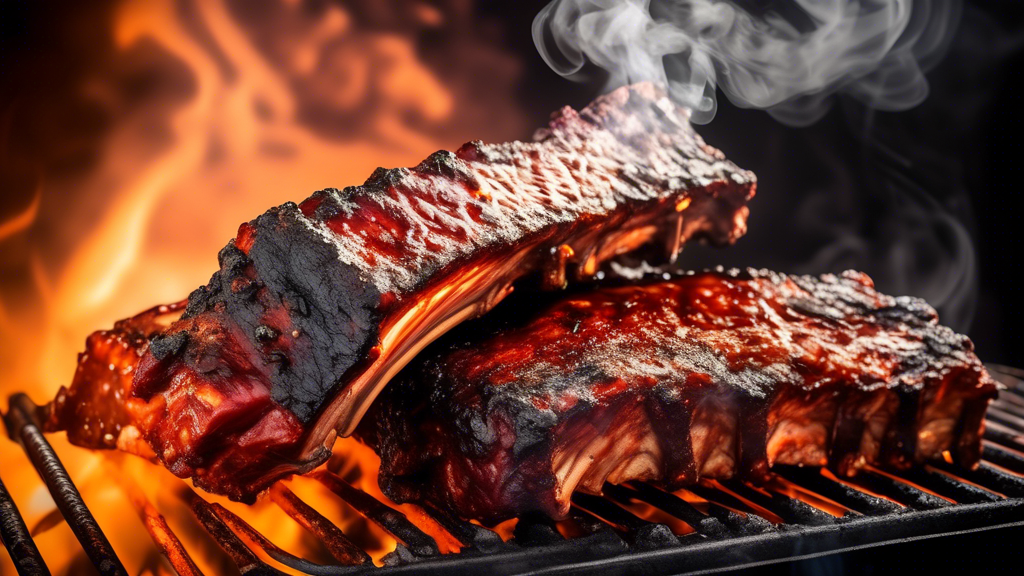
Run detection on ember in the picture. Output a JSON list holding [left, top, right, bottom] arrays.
[[0, 0, 530, 570]]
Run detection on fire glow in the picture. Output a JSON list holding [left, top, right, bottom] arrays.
[[3, 2, 1016, 575], [0, 0, 523, 572]]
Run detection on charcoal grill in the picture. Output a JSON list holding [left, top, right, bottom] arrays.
[[4, 364, 1024, 576]]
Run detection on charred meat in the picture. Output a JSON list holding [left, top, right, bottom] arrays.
[[45, 83, 755, 502], [357, 269, 996, 522]]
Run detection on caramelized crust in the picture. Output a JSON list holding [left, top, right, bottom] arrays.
[[357, 269, 997, 522], [46, 83, 755, 502], [47, 303, 184, 454]]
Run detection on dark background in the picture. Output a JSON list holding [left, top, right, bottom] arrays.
[[488, 0, 1024, 366], [2, 0, 1022, 364]]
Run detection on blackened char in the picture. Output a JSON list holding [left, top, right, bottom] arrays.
[[48, 83, 756, 502], [357, 269, 997, 522], [173, 206, 385, 423]]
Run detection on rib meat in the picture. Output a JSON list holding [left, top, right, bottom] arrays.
[[44, 83, 755, 502], [357, 269, 997, 522]]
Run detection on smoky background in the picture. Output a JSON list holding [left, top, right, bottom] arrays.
[[508, 0, 1024, 364], [2, 0, 1022, 369]]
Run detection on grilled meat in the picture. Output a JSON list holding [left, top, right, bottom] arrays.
[[48, 302, 185, 457], [45, 83, 755, 502], [357, 269, 996, 522]]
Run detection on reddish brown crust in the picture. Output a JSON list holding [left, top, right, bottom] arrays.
[[45, 302, 185, 454], [358, 269, 997, 522], [48, 83, 756, 502]]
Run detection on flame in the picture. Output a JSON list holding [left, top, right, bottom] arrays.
[[765, 475, 849, 518], [483, 518, 519, 542], [611, 494, 694, 536], [863, 464, 954, 503], [0, 0, 523, 573], [700, 479, 783, 524], [670, 487, 711, 514], [819, 467, 903, 507], [0, 186, 40, 242], [325, 437, 463, 557]]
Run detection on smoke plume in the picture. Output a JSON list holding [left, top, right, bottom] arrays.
[[533, 0, 961, 124]]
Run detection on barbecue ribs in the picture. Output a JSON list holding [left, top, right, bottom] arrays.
[[357, 269, 997, 522], [44, 83, 755, 502]]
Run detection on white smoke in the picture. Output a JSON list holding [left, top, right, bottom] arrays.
[[533, 0, 961, 125]]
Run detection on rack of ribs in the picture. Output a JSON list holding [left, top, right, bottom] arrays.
[[43, 83, 756, 502], [356, 269, 996, 522]]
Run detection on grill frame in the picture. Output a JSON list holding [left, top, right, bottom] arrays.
[[3, 364, 1024, 576], [373, 501, 1024, 576]]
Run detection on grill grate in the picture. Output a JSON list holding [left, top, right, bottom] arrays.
[[3, 364, 1024, 576]]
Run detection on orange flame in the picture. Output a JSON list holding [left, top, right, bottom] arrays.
[[612, 495, 695, 536], [0, 186, 40, 243], [0, 0, 524, 573], [765, 476, 849, 518]]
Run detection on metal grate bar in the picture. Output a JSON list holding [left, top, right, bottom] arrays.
[[4, 387, 1024, 575], [987, 364, 1024, 389], [3, 394, 127, 576], [932, 460, 1024, 498], [987, 406, 1024, 433], [684, 482, 753, 516], [900, 466, 1002, 504], [605, 484, 703, 529], [211, 501, 358, 576], [419, 503, 505, 552], [508, 500, 1024, 576], [773, 466, 903, 516], [183, 487, 285, 576], [512, 512, 565, 546], [995, 383, 1024, 401], [984, 421, 1024, 453], [992, 397, 1024, 419], [600, 489, 709, 550], [270, 484, 371, 566], [996, 387, 1024, 405], [311, 470, 439, 557], [842, 469, 951, 510], [571, 492, 679, 549], [572, 492, 661, 533], [0, 473, 50, 576], [620, 483, 731, 539], [686, 482, 777, 525], [717, 480, 836, 526], [982, 443, 1024, 474], [565, 507, 608, 536], [116, 471, 204, 576], [679, 485, 775, 536]]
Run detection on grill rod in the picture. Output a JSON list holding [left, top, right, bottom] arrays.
[[0, 474, 50, 576], [113, 463, 205, 576], [3, 383, 1024, 576], [312, 470, 441, 558], [270, 484, 373, 565], [3, 394, 127, 576]]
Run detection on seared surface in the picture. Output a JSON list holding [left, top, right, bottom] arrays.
[[47, 83, 755, 501], [357, 269, 996, 522], [47, 303, 184, 453]]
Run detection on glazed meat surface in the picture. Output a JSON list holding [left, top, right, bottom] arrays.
[[357, 269, 996, 522], [45, 83, 755, 502]]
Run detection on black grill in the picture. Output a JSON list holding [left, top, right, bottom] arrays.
[[4, 364, 1024, 576]]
